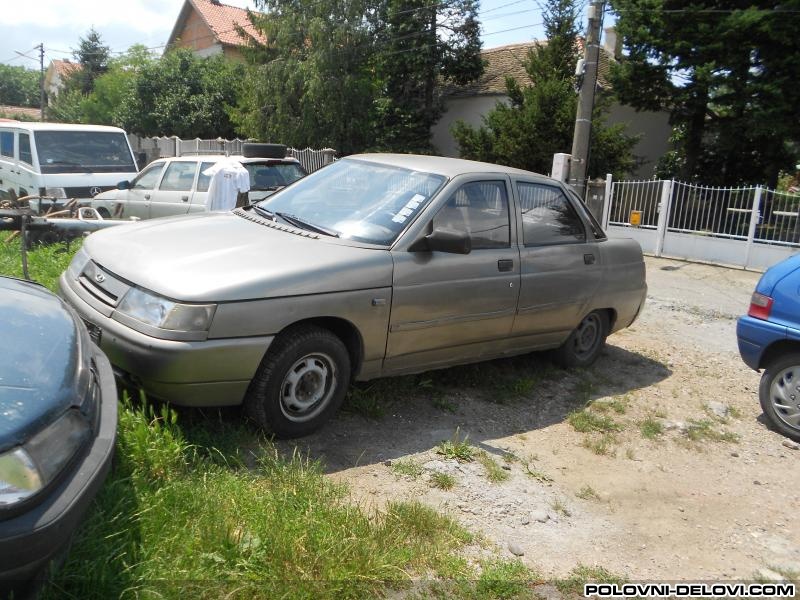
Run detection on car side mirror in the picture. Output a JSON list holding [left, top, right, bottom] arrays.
[[117, 180, 130, 190], [411, 227, 471, 254]]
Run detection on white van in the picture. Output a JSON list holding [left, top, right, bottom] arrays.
[[0, 121, 138, 210]]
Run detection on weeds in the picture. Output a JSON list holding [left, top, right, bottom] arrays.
[[576, 485, 601, 501], [436, 428, 476, 462], [582, 433, 617, 456], [685, 419, 740, 443], [430, 472, 456, 490], [639, 416, 664, 440], [392, 458, 423, 479], [556, 565, 624, 595], [550, 498, 571, 518], [476, 559, 537, 598], [568, 410, 621, 434], [477, 452, 510, 483]]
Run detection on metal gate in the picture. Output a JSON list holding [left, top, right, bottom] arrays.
[[603, 176, 800, 270]]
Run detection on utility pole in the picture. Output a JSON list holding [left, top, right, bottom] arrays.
[[38, 43, 45, 120], [568, 0, 604, 199]]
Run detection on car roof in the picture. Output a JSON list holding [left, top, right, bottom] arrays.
[[156, 155, 299, 164], [0, 122, 127, 133], [346, 153, 547, 179]]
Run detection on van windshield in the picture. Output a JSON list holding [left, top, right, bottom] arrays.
[[34, 131, 137, 174]]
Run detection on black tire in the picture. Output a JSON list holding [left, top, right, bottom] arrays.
[[244, 324, 351, 438], [97, 207, 111, 219], [759, 353, 800, 443], [552, 310, 609, 368], [242, 142, 287, 159]]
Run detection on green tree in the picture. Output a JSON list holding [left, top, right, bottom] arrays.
[[48, 45, 155, 126], [72, 27, 111, 95], [372, 0, 484, 152], [117, 49, 243, 138], [0, 65, 40, 107], [234, 0, 377, 154], [453, 0, 637, 179], [610, 0, 800, 186]]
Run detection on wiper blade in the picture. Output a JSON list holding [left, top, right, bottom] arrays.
[[275, 211, 339, 237], [252, 205, 276, 220]]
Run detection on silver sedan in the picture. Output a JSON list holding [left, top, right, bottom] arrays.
[[59, 154, 647, 438]]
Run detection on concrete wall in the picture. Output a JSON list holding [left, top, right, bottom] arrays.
[[431, 94, 673, 180], [175, 9, 218, 54], [431, 95, 506, 157], [606, 104, 672, 180]]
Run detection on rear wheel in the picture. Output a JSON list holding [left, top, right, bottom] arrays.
[[759, 353, 800, 442], [552, 310, 608, 368], [244, 324, 350, 438], [96, 207, 111, 219]]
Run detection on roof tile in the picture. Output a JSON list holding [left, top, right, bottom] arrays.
[[189, 0, 266, 46]]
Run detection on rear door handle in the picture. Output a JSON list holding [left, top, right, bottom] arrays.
[[144, 194, 151, 199], [497, 259, 514, 272], [181, 195, 189, 201], [584, 253, 596, 265]]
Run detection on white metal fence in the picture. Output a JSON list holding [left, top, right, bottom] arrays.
[[127, 135, 337, 173], [603, 176, 800, 270]]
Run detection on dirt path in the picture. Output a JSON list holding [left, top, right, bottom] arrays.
[[279, 257, 800, 582]]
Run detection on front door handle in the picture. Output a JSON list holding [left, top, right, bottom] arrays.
[[181, 195, 189, 202], [497, 259, 514, 272], [584, 253, 596, 265], [144, 194, 151, 199]]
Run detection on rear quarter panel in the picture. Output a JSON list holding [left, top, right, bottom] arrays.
[[593, 238, 647, 332]]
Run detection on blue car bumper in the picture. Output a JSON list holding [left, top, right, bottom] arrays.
[[736, 315, 787, 370]]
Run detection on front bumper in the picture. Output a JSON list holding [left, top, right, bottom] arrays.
[[0, 345, 117, 588], [59, 272, 272, 406], [736, 315, 788, 370]]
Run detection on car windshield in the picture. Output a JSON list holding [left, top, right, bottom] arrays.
[[245, 162, 306, 190], [256, 159, 446, 245], [34, 131, 137, 174]]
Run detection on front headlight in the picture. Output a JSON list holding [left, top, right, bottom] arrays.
[[67, 246, 90, 279], [117, 287, 216, 332], [0, 410, 91, 508]]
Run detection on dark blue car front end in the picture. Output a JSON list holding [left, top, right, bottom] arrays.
[[737, 253, 800, 441]]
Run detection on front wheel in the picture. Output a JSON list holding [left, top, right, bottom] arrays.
[[552, 310, 608, 368], [759, 353, 800, 442], [244, 324, 351, 438]]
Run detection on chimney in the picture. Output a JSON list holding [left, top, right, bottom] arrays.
[[603, 27, 622, 60]]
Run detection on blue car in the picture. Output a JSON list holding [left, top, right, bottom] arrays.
[[737, 254, 800, 442], [0, 276, 117, 596]]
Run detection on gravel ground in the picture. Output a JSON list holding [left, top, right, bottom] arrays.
[[278, 256, 800, 583]]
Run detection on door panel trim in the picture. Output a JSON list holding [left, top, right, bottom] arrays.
[[390, 307, 516, 332]]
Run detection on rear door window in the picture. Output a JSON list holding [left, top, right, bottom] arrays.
[[159, 161, 198, 191], [517, 182, 586, 246]]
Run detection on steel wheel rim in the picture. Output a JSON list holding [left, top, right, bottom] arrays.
[[279, 352, 337, 423], [769, 365, 800, 431], [573, 313, 602, 359]]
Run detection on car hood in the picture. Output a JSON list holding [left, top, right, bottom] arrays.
[[0, 278, 84, 450], [93, 189, 119, 201], [83, 211, 394, 302]]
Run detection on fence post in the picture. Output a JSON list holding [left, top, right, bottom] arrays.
[[654, 179, 674, 257], [743, 185, 763, 269], [601, 173, 613, 229], [173, 136, 181, 157]]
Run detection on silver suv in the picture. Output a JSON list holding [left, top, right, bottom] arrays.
[[90, 149, 306, 219]]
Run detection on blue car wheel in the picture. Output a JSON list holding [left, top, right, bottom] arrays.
[[759, 352, 800, 442]]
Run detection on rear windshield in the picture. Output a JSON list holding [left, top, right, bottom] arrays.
[[34, 131, 137, 174]]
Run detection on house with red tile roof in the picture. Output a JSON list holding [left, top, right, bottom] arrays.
[[44, 59, 82, 98], [166, 0, 266, 61]]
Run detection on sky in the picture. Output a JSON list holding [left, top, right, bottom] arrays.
[[0, 0, 575, 71]]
